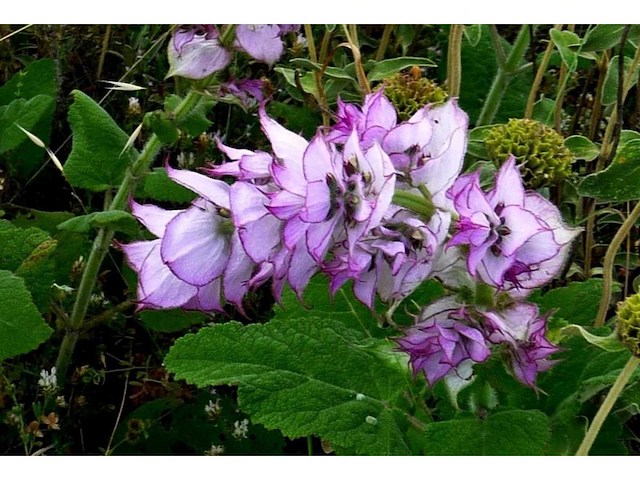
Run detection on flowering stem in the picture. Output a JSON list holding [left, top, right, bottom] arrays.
[[54, 88, 208, 384], [594, 200, 640, 327], [576, 355, 640, 455], [476, 25, 531, 126], [393, 190, 436, 220]]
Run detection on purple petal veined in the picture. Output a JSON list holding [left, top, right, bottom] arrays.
[[130, 200, 182, 238], [121, 240, 198, 310], [166, 164, 231, 209], [161, 205, 230, 286]]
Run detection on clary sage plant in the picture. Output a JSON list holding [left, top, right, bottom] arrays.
[[3, 24, 640, 456]]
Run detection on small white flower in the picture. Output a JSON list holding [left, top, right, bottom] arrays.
[[55, 396, 67, 408], [204, 399, 222, 418], [38, 367, 58, 394], [232, 418, 250, 439], [204, 444, 225, 456]]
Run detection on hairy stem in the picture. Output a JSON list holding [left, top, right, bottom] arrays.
[[447, 25, 464, 97], [55, 88, 207, 383], [375, 24, 394, 61], [576, 355, 640, 455]]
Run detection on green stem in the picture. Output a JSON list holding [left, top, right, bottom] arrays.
[[55, 88, 207, 383], [576, 355, 640, 455], [477, 25, 531, 126], [375, 25, 394, 61], [447, 25, 464, 97], [594, 200, 640, 327], [342, 24, 371, 95], [393, 190, 436, 220], [524, 24, 562, 118]]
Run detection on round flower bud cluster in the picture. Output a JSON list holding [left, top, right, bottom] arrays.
[[381, 67, 448, 121], [485, 118, 574, 189], [617, 293, 640, 357]]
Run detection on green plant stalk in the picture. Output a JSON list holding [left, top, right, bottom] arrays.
[[595, 200, 640, 327], [525, 25, 561, 119], [393, 190, 436, 220], [476, 25, 531, 126], [576, 355, 640, 455], [591, 42, 640, 325], [447, 25, 464, 97], [54, 88, 206, 383], [304, 24, 330, 128], [342, 24, 371, 95], [375, 24, 394, 61]]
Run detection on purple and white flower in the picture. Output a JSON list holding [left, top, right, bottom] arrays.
[[482, 302, 559, 387], [235, 24, 300, 65], [447, 156, 580, 292], [167, 25, 231, 80], [396, 297, 491, 386]]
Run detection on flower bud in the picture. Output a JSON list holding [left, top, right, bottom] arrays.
[[485, 118, 574, 189], [617, 293, 640, 357], [381, 67, 448, 121]]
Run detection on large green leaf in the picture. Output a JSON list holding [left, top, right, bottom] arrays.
[[529, 279, 612, 327], [63, 90, 139, 192], [578, 139, 640, 201], [165, 317, 413, 455], [423, 409, 550, 455], [0, 95, 56, 154], [15, 238, 58, 313], [0, 270, 53, 362], [274, 275, 385, 337], [0, 220, 50, 271], [0, 59, 57, 104], [581, 25, 640, 52]]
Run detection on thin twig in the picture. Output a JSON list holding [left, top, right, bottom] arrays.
[[576, 355, 640, 455], [105, 363, 131, 455], [524, 23, 562, 118]]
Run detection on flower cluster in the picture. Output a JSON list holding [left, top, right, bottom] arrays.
[[399, 297, 559, 387], [123, 86, 579, 388], [167, 24, 300, 80]]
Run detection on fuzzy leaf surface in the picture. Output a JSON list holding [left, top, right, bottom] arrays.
[[0, 270, 53, 362], [423, 409, 550, 455], [273, 275, 385, 337], [165, 317, 413, 455], [63, 90, 138, 191], [578, 139, 640, 201]]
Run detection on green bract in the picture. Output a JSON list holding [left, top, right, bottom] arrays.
[[617, 293, 640, 357]]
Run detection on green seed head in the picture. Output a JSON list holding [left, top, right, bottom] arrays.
[[381, 67, 448, 121], [616, 293, 640, 357], [485, 118, 575, 189]]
